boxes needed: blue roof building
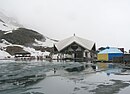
[98,47,123,61]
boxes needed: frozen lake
[0,60,130,94]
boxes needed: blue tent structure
[98,47,123,61]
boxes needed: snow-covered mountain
[0,11,23,31]
[0,11,58,59]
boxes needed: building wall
[54,42,96,62]
[124,54,130,62]
[108,53,123,61]
[98,54,108,61]
[98,53,123,61]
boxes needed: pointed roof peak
[55,35,95,51]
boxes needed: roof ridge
[55,35,95,51]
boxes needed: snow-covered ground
[33,36,58,47]
[0,21,18,31]
[0,11,23,31]
[0,50,11,59]
[0,39,51,59]
[0,39,12,59]
[23,47,50,58]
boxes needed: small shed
[14,51,31,58]
[98,47,123,62]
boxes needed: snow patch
[0,39,12,50]
[0,38,51,58]
[1,39,12,45]
[0,11,23,28]
[0,11,21,31]
[4,30,12,34]
[0,50,11,59]
[33,38,58,47]
[23,47,50,58]
[0,21,18,31]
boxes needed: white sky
[0,0,130,51]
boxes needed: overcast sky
[0,0,130,50]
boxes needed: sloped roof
[54,35,95,51]
[15,50,30,54]
[98,47,123,54]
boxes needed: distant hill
[0,28,46,46]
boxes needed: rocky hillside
[0,11,58,58]
[0,11,45,46]
[0,28,45,46]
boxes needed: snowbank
[33,37,58,47]
[23,47,50,58]
[0,50,11,59]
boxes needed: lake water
[0,60,130,94]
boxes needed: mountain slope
[0,28,46,46]
[0,11,59,59]
[0,11,23,30]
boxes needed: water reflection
[0,61,130,94]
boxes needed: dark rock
[65,65,85,72]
